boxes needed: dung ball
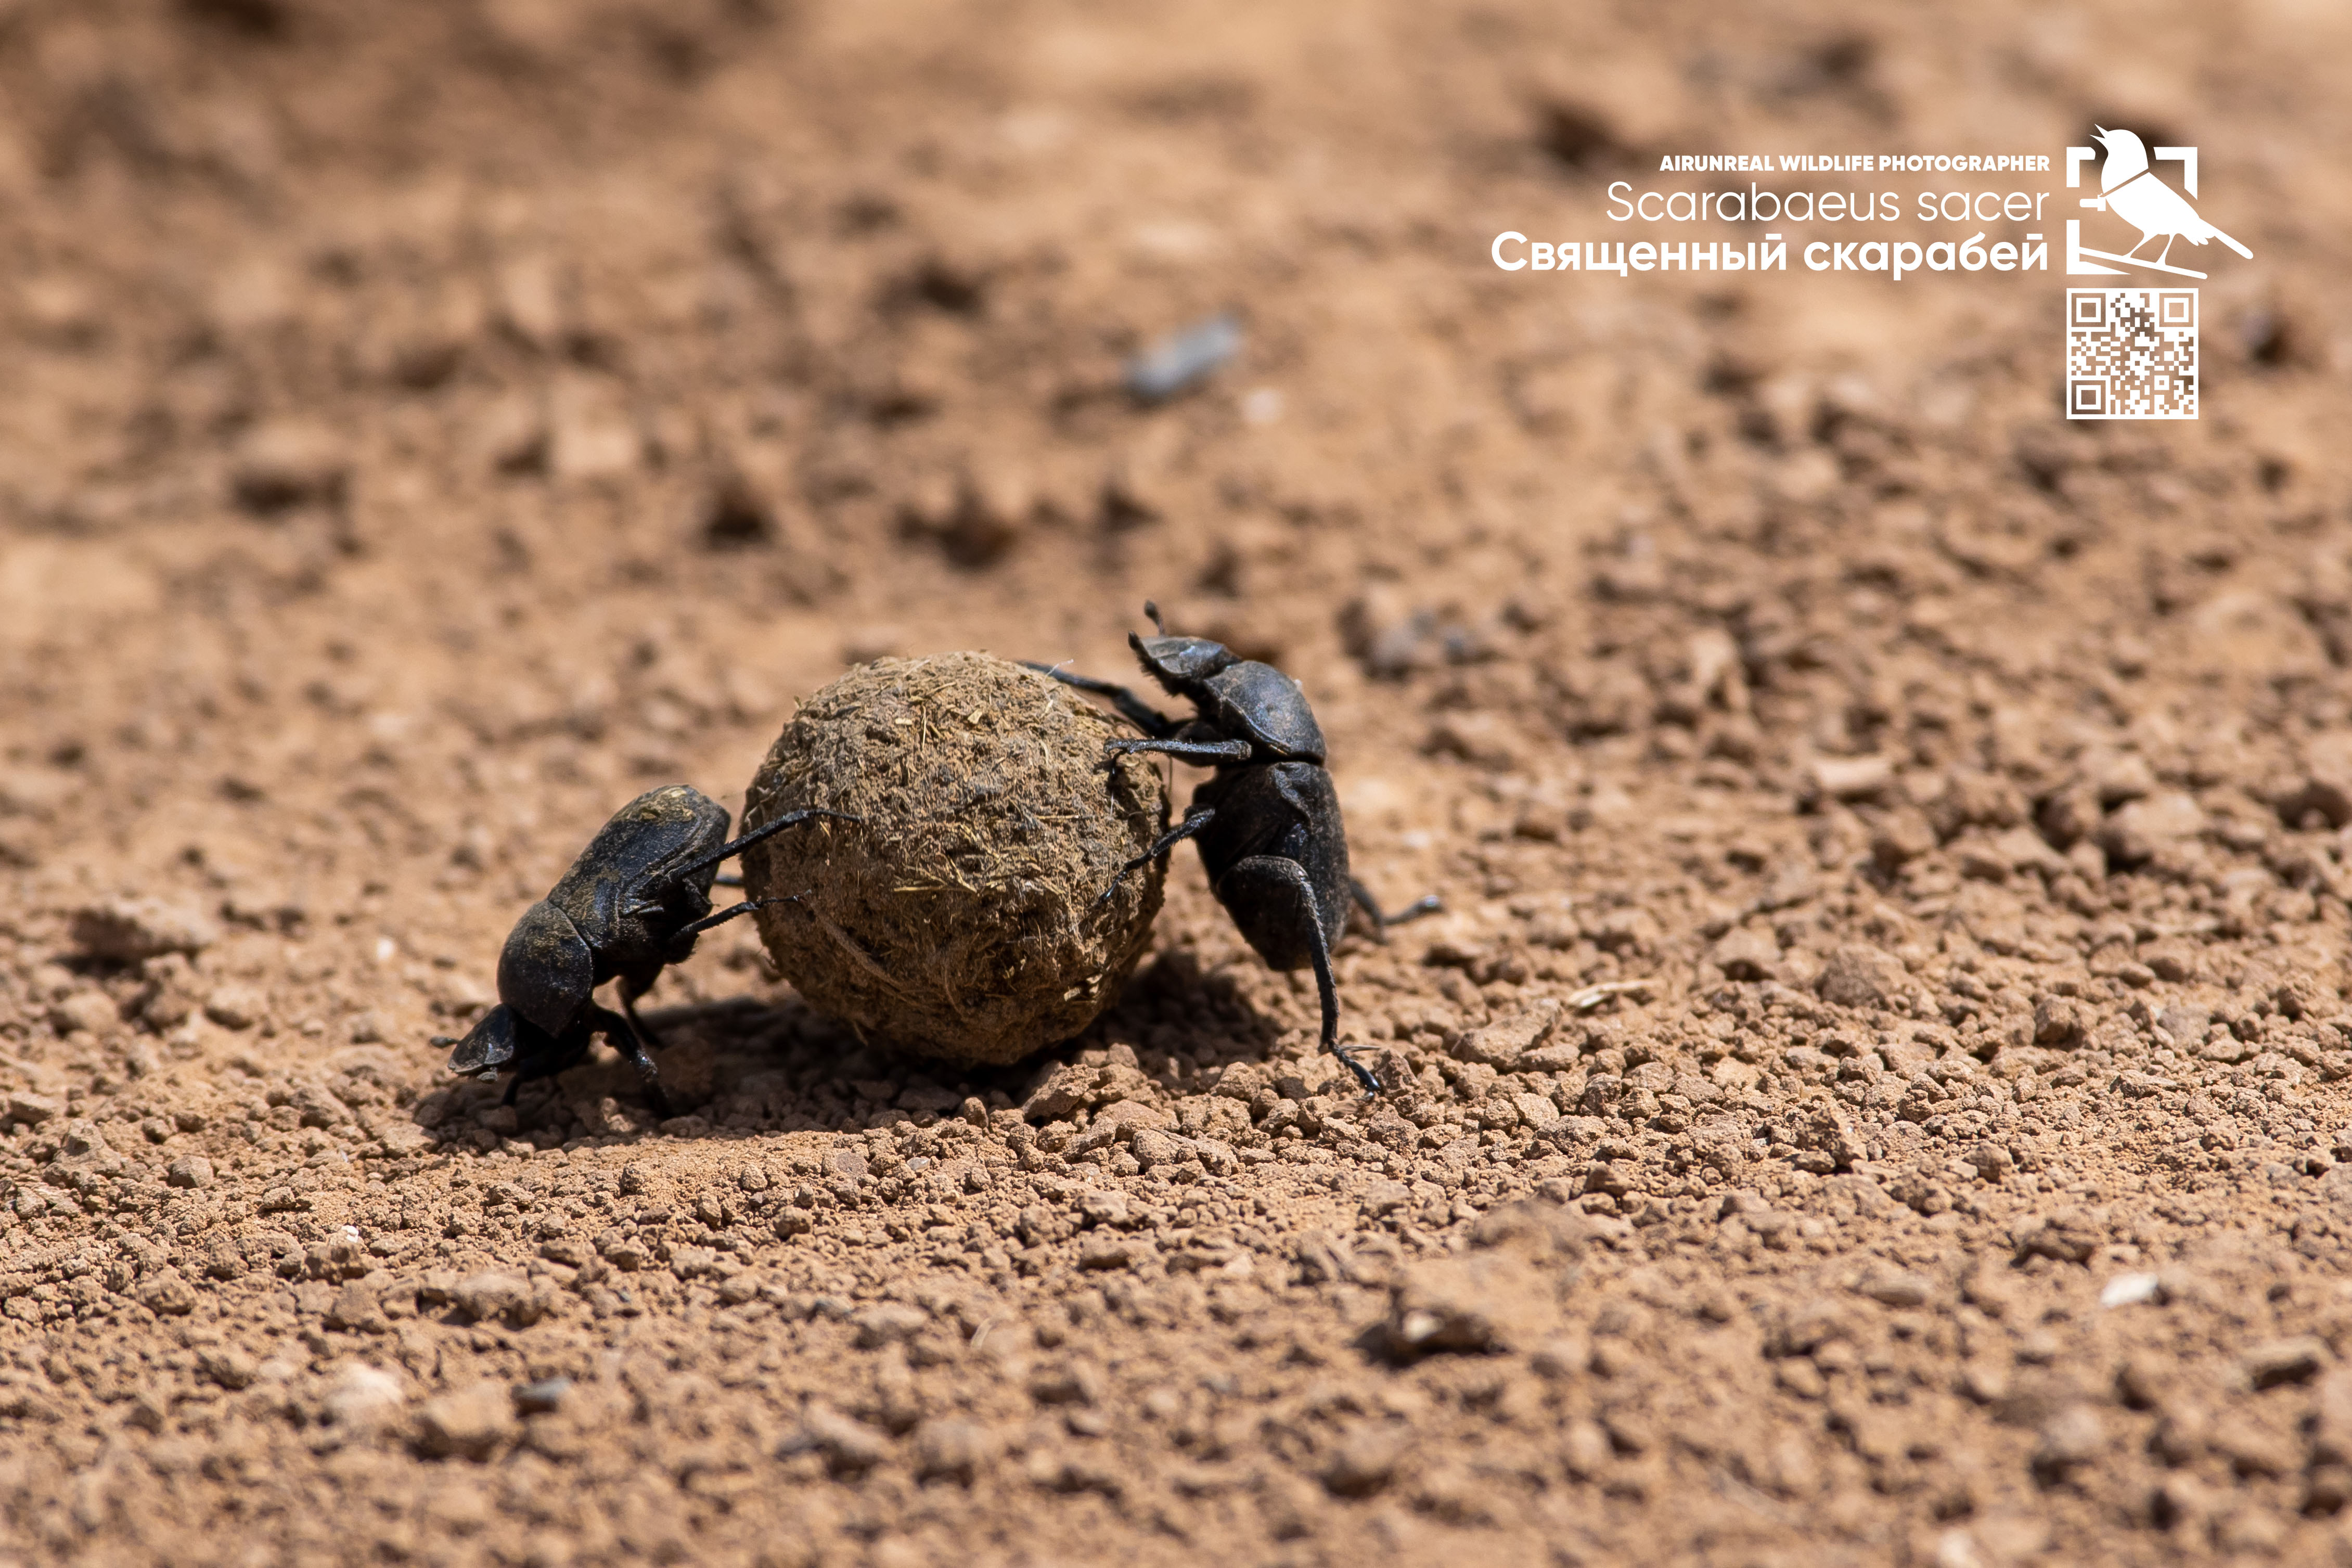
[741,652,1169,1066]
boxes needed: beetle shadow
[416,987,1064,1152]
[416,939,1359,1154]
[1087,945,1289,1078]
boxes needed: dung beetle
[1030,603,1439,1094]
[440,785,853,1116]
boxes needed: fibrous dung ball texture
[741,653,1169,1065]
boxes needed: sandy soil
[4,1,2351,1563]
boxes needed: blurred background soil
[2,1,2350,1564]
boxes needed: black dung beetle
[1030,603,1439,1094]
[440,784,853,1116]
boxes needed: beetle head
[447,1005,523,1078]
[1130,629,1238,686]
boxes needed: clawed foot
[1334,1044,1383,1098]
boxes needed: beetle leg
[1298,879,1382,1098]
[1021,662,1183,738]
[616,990,666,1055]
[1347,880,1444,942]
[1104,736,1254,766]
[596,1002,674,1120]
[675,808,860,884]
[1095,808,1215,906]
[1219,854,1381,1097]
[674,897,788,939]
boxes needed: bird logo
[2068,127,2252,279]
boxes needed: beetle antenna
[1142,599,1167,634]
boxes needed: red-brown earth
[3,1,2350,1564]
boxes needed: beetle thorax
[1203,661,1326,762]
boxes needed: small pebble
[514,1378,571,1415]
[2242,1336,2329,1390]
[1125,313,1241,402]
[414,1382,517,1460]
[324,1364,406,1431]
[203,984,266,1031]
[69,898,219,961]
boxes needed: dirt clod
[413,1382,517,1460]
[1385,1249,1556,1356]
[68,898,219,962]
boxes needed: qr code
[2066,288,2196,419]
